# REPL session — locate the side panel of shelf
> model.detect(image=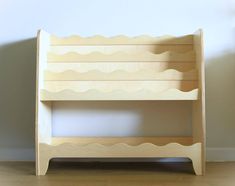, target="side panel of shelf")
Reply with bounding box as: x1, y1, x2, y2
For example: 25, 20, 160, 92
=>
35, 30, 52, 175
192, 29, 206, 175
